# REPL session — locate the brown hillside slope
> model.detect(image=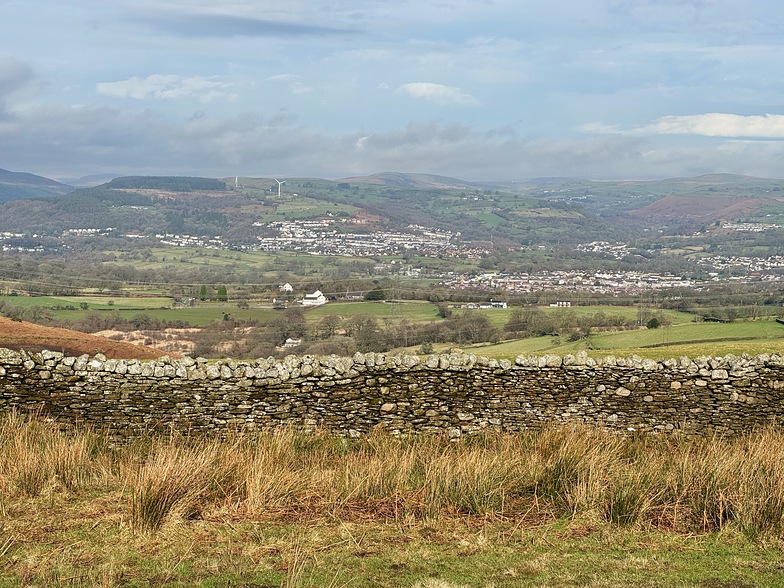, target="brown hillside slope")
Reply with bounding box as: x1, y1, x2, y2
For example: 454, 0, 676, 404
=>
629, 195, 764, 222
0, 316, 176, 359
